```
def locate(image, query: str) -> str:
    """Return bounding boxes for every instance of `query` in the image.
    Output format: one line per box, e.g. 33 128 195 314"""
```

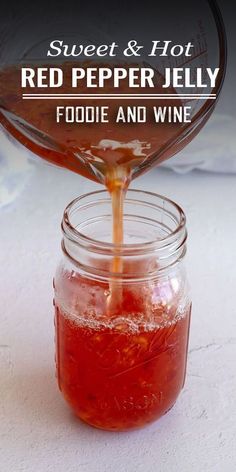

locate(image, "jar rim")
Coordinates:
62 189 186 256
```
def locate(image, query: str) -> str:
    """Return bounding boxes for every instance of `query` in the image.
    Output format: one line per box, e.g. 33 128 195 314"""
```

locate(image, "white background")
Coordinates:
1 162 236 472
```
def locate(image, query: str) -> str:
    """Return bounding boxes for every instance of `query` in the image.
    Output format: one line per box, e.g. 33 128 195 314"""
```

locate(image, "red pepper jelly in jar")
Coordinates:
54 190 191 431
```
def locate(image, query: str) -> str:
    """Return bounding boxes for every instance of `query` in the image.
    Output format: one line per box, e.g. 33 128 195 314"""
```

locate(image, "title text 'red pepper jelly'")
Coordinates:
54 190 191 431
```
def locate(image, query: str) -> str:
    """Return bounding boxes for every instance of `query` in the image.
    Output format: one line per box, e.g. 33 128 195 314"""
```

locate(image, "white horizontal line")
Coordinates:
23 97 216 100
22 95 216 100
23 93 216 97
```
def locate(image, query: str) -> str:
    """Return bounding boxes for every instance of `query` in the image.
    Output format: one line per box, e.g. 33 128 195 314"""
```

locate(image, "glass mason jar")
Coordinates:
54 189 191 431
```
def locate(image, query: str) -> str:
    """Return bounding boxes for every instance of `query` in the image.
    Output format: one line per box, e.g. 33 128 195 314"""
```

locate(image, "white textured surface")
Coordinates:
1 163 236 472
0 128 34 208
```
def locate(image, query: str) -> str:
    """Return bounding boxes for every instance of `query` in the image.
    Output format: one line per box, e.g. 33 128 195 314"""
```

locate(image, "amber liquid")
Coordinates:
1 64 191 429
54 272 191 431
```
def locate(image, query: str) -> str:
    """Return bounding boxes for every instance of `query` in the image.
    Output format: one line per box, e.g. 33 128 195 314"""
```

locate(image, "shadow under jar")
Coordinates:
54 190 191 431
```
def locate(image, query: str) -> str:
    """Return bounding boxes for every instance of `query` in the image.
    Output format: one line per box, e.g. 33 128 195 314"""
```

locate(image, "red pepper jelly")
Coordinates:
54 190 191 431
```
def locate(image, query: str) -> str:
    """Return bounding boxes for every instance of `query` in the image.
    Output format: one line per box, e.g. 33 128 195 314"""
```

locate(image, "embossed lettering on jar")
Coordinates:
54 190 191 431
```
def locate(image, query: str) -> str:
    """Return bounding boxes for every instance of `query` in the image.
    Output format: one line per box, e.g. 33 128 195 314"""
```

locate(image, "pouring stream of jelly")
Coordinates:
0 63 187 312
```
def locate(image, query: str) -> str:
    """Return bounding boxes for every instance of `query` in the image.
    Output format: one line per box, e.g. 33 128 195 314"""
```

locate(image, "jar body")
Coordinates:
54 190 191 431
